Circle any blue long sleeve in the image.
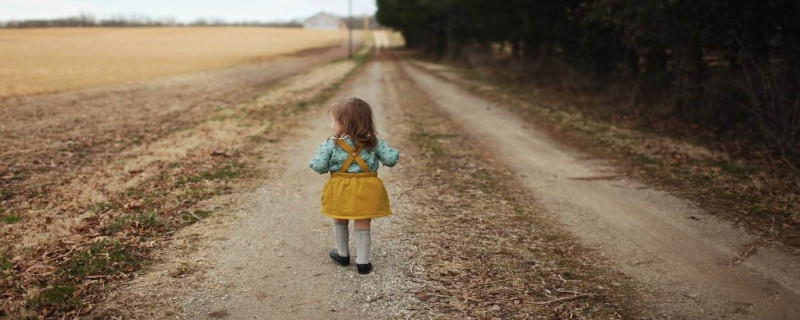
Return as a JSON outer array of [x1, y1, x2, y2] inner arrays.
[[375, 138, 399, 167], [309, 139, 334, 174]]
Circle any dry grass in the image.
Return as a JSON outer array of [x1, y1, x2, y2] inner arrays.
[[0, 27, 348, 97], [0, 48, 369, 319], [391, 60, 640, 319]]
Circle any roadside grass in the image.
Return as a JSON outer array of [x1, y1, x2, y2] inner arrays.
[[90, 202, 118, 214], [27, 240, 141, 312], [1, 47, 376, 318], [395, 61, 640, 319], [103, 211, 160, 235], [181, 209, 212, 224], [60, 240, 140, 278], [1, 213, 23, 224], [0, 252, 11, 272], [176, 161, 243, 185], [28, 285, 81, 311], [411, 59, 800, 251], [246, 135, 278, 144]]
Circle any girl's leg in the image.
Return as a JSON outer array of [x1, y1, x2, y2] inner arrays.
[[354, 219, 372, 267], [332, 219, 349, 257]]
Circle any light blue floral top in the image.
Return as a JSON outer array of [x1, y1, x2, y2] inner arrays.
[[309, 136, 399, 174]]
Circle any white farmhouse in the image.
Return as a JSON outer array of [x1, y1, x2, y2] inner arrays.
[[303, 12, 346, 30]]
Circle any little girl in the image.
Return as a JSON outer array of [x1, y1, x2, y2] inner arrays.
[[308, 97, 399, 275]]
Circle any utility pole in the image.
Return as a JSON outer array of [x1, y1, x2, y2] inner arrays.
[[348, 0, 353, 59]]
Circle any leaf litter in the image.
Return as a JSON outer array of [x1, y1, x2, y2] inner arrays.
[[0, 56, 360, 319], [385, 60, 643, 319]]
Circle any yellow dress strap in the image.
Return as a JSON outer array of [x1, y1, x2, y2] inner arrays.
[[335, 139, 371, 173]]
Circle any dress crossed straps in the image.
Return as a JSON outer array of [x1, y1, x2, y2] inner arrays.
[[333, 139, 377, 177], [321, 139, 391, 219]]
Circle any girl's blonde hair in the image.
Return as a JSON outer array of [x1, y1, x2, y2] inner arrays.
[[329, 97, 378, 150]]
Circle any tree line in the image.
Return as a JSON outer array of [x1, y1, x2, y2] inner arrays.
[[0, 13, 378, 29], [377, 0, 800, 160], [0, 14, 302, 28]]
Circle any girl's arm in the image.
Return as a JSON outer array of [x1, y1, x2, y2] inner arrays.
[[376, 138, 399, 167], [309, 139, 334, 174]]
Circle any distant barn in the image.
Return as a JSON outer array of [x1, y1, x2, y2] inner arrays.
[[303, 12, 346, 30]]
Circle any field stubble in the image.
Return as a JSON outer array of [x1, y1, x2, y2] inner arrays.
[[0, 42, 367, 317], [0, 27, 349, 97]]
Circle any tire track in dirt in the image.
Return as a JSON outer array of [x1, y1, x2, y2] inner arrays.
[[403, 61, 800, 319]]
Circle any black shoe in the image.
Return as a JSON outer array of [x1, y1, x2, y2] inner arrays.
[[356, 263, 373, 275], [329, 249, 350, 266]]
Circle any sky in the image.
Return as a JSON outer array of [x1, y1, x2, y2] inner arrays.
[[0, 0, 377, 22]]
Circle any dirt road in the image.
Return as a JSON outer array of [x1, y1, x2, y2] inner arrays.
[[85, 39, 800, 319], [403, 62, 800, 318], [93, 46, 419, 319], [171, 58, 411, 319]]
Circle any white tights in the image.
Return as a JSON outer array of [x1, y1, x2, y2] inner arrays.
[[333, 220, 371, 264]]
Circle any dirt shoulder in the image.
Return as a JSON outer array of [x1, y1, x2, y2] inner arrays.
[[409, 58, 800, 253]]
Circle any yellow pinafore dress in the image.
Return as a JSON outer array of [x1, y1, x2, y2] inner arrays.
[[320, 139, 392, 220]]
